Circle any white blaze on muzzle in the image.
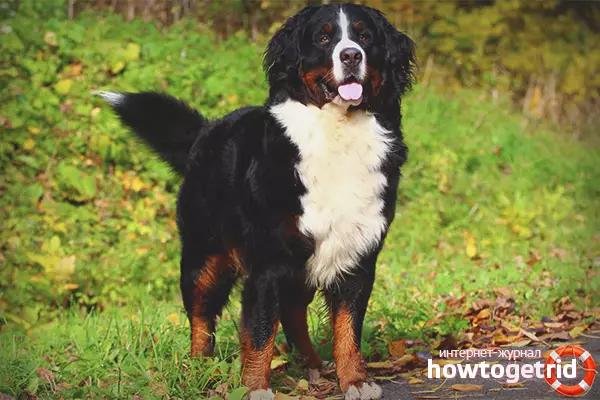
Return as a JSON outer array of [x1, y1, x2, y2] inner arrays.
[[332, 8, 366, 101]]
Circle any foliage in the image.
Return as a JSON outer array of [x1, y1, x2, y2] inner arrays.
[[0, 3, 599, 399], [61, 0, 600, 135]]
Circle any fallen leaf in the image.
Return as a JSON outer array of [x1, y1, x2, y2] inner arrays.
[[431, 359, 463, 365], [274, 393, 297, 400], [270, 358, 287, 369], [408, 378, 425, 385], [476, 308, 491, 320], [436, 334, 458, 352], [502, 382, 525, 388], [296, 379, 308, 391], [539, 331, 571, 341], [451, 384, 483, 392], [366, 361, 394, 369], [543, 322, 563, 329], [569, 324, 589, 339], [519, 329, 540, 342], [494, 287, 511, 297], [389, 339, 406, 358]]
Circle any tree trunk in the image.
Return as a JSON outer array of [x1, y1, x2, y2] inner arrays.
[[68, 0, 75, 19]]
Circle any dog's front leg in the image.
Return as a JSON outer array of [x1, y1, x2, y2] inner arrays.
[[240, 271, 280, 400], [325, 257, 382, 400]]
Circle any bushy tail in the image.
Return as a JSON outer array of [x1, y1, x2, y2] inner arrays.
[[94, 91, 206, 175]]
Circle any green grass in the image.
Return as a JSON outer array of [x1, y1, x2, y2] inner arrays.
[[1, 6, 599, 399]]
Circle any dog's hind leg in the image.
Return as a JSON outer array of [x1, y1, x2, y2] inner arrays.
[[180, 247, 241, 357], [279, 279, 322, 377], [239, 271, 281, 398]]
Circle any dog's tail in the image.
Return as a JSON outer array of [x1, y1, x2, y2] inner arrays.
[[94, 91, 206, 175]]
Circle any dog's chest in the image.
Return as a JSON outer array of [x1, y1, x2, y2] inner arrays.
[[270, 100, 391, 287]]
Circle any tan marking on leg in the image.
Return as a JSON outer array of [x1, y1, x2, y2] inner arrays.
[[190, 255, 219, 357], [240, 320, 279, 391], [333, 307, 367, 392], [281, 301, 321, 369], [190, 250, 243, 357]]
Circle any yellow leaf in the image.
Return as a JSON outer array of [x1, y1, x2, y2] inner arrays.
[[270, 358, 287, 369], [296, 378, 309, 391], [53, 79, 72, 95], [131, 176, 145, 192], [167, 313, 180, 325], [465, 236, 477, 258], [111, 61, 125, 74], [451, 384, 483, 392], [23, 139, 35, 150], [569, 324, 588, 339], [63, 283, 79, 290], [408, 378, 424, 385], [28, 126, 40, 134], [432, 359, 464, 365], [366, 361, 394, 369]]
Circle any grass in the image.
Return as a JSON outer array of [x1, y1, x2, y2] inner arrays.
[[1, 7, 599, 400]]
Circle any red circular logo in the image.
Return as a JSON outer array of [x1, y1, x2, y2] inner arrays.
[[544, 345, 597, 397]]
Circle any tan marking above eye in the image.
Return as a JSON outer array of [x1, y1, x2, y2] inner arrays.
[[353, 22, 362, 30], [324, 23, 333, 33]]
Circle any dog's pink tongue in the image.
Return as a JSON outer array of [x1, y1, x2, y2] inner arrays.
[[338, 83, 363, 101]]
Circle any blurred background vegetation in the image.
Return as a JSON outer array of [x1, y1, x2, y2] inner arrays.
[[4, 0, 598, 136], [0, 1, 599, 398]]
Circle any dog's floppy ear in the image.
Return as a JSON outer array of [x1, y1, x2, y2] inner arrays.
[[365, 7, 417, 96], [263, 6, 318, 86]]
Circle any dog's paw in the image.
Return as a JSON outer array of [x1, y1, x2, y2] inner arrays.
[[246, 388, 275, 400], [344, 381, 382, 400]]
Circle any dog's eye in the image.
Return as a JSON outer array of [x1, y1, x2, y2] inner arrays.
[[320, 35, 330, 44], [360, 34, 369, 42]]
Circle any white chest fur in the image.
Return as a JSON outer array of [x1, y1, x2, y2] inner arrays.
[[270, 100, 391, 287]]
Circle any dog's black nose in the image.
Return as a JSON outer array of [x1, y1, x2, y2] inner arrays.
[[340, 48, 362, 67]]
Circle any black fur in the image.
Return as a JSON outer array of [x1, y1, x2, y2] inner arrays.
[[101, 3, 416, 396]]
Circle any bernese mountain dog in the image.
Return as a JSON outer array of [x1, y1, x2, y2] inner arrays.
[[96, 3, 415, 399]]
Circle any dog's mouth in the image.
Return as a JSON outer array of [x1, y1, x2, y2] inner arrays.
[[320, 75, 364, 104]]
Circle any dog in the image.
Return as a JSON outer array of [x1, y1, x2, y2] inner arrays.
[[97, 3, 415, 399]]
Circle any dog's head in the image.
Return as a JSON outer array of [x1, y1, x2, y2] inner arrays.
[[264, 3, 416, 109]]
